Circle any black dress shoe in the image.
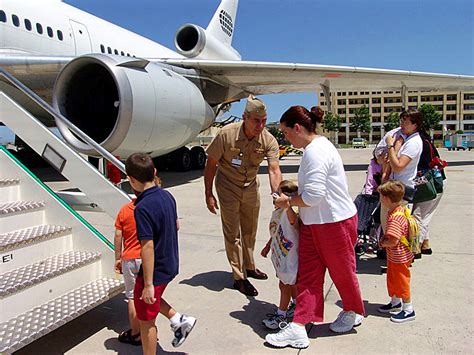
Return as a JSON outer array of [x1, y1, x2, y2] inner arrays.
[[246, 268, 268, 280], [421, 248, 432, 255], [233, 279, 258, 296]]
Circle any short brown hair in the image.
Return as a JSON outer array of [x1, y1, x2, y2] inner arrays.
[[377, 180, 405, 203], [279, 180, 298, 194], [400, 109, 423, 131], [125, 152, 155, 183]]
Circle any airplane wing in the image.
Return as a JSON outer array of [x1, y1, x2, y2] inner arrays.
[[160, 59, 474, 97]]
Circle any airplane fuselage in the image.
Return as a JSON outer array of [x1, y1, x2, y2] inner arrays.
[[0, 0, 181, 64]]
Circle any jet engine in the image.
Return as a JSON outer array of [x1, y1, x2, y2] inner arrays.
[[175, 24, 241, 60], [52, 54, 214, 158]]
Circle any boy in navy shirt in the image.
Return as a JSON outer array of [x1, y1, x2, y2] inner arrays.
[[125, 153, 196, 354]]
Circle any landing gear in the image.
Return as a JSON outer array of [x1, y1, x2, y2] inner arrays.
[[190, 146, 206, 170], [172, 147, 192, 172], [154, 146, 206, 172]]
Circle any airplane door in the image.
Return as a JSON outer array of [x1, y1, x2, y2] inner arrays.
[[69, 20, 92, 55]]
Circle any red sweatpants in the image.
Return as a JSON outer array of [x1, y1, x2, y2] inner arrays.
[[293, 214, 365, 324]]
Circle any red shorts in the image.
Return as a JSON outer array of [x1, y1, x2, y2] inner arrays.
[[134, 275, 168, 321]]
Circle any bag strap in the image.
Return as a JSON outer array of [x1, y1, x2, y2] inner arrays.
[[424, 138, 435, 161]]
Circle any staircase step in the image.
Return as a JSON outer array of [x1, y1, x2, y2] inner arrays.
[[0, 225, 72, 252], [0, 251, 101, 297], [0, 201, 45, 216], [0, 179, 20, 187], [0, 277, 123, 353]]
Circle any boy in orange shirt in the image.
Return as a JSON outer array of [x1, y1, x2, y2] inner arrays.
[[114, 178, 195, 347], [377, 180, 415, 323]]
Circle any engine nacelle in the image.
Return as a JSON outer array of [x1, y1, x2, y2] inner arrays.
[[175, 24, 241, 60], [52, 54, 214, 158]]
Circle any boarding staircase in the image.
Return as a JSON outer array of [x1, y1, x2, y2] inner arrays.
[[0, 69, 131, 353]]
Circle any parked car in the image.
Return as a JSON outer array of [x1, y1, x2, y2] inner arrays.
[[352, 138, 367, 148]]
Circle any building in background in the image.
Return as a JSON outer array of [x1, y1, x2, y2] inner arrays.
[[318, 90, 474, 144]]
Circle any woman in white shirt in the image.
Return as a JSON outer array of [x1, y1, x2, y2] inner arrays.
[[266, 106, 364, 350], [380, 110, 423, 234]]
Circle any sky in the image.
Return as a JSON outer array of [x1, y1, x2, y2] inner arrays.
[[1, 0, 473, 142]]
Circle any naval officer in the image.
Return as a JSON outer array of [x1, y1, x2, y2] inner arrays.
[[204, 95, 282, 296]]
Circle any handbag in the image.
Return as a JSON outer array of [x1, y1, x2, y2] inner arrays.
[[413, 170, 437, 203]]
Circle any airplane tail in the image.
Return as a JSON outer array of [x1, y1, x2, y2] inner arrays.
[[174, 0, 240, 60], [206, 0, 238, 46]]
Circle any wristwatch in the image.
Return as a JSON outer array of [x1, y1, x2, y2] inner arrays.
[[387, 144, 394, 149]]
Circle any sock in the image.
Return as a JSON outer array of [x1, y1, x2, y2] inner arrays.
[[402, 302, 413, 313], [391, 296, 401, 306], [170, 312, 182, 327], [276, 308, 287, 317]]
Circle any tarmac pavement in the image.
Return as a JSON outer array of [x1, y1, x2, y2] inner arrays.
[[16, 148, 474, 354]]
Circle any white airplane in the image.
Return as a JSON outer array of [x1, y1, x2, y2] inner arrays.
[[1, 0, 473, 169]]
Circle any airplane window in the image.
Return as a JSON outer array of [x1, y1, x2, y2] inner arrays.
[[12, 14, 19, 27], [47, 26, 53, 38], [100, 44, 105, 53], [126, 53, 130, 57], [107, 47, 112, 54], [57, 30, 63, 41], [0, 10, 6, 23], [24, 19, 32, 31], [114, 49, 118, 55], [120, 51, 124, 56], [36, 23, 43, 34]]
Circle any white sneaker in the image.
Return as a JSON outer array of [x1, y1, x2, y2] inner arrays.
[[329, 311, 363, 333], [265, 323, 310, 349], [171, 314, 197, 347]]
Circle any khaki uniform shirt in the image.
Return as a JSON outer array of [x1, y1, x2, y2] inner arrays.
[[206, 122, 279, 189]]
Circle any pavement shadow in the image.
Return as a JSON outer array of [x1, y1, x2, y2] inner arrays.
[[307, 322, 358, 339], [229, 297, 277, 340], [334, 300, 391, 320], [179, 270, 233, 292], [104, 339, 186, 355], [356, 255, 386, 275]]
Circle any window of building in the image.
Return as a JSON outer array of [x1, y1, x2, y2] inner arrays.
[[100, 44, 105, 53], [12, 14, 19, 27], [372, 126, 381, 131], [24, 18, 32, 31], [446, 114, 456, 121], [446, 94, 457, 101], [36, 23, 43, 34], [372, 98, 381, 104], [57, 30, 63, 41], [372, 116, 381, 123], [341, 92, 346, 96], [464, 114, 474, 120], [47, 26, 53, 38], [320, 92, 325, 97], [447, 124, 456, 130], [464, 104, 474, 110], [446, 104, 456, 111], [320, 101, 326, 106], [464, 93, 474, 100], [463, 124, 474, 130], [372, 107, 381, 113], [349, 108, 355, 114], [337, 99, 345, 105], [338, 108, 346, 115], [384, 97, 402, 103], [0, 10, 6, 23], [408, 96, 418, 102]]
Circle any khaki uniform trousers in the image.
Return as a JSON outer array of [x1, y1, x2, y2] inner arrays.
[[216, 176, 260, 280]]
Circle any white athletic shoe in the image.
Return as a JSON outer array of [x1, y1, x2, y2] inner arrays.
[[265, 323, 310, 349], [329, 311, 364, 333], [171, 314, 197, 347]]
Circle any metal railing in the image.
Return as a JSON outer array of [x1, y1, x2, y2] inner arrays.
[[0, 68, 125, 174]]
